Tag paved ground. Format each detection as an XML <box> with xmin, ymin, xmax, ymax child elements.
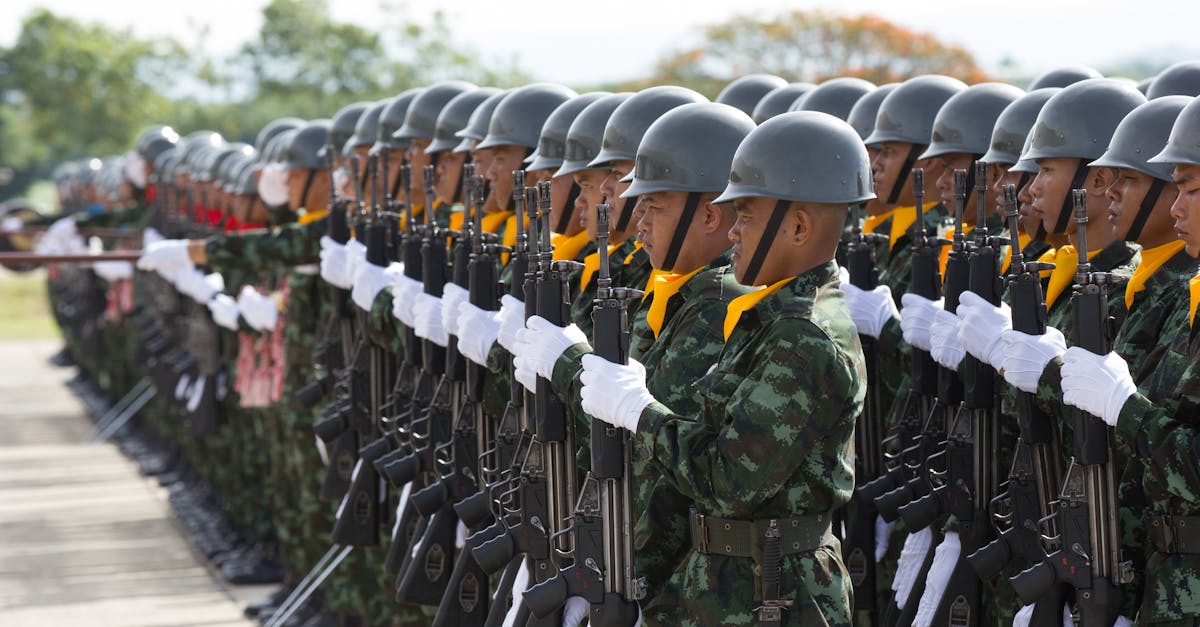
<box><xmin>0</xmin><ymin>339</ymin><xmax>266</xmax><ymax>627</ymax></box>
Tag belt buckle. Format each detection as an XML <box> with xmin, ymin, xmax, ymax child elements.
<box><xmin>1151</xmin><ymin>514</ymin><xmax>1176</xmax><ymax>553</ymax></box>
<box><xmin>695</xmin><ymin>513</ymin><xmax>708</xmax><ymax>553</ymax></box>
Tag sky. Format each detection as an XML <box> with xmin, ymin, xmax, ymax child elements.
<box><xmin>3</xmin><ymin>0</ymin><xmax>1199</xmax><ymax>86</ymax></box>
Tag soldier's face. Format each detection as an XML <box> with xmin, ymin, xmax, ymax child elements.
<box><xmin>433</xmin><ymin>149</ymin><xmax>467</xmax><ymax>205</ymax></box>
<box><xmin>1105</xmin><ymin>168</ymin><xmax>1177</xmax><ymax>245</ymax></box>
<box><xmin>934</xmin><ymin>153</ymin><xmax>978</xmax><ymax>225</ymax></box>
<box><xmin>1030</xmin><ymin>158</ymin><xmax>1080</xmax><ymax>235</ymax></box>
<box><xmin>872</xmin><ymin>142</ymin><xmax>939</xmax><ymax>207</ymax></box>
<box><xmin>637</xmin><ymin>191</ymin><xmax>683</xmax><ymax>270</ymax></box>
<box><xmin>1170</xmin><ymin>164</ymin><xmax>1200</xmax><ymax>256</ymax></box>
<box><xmin>864</xmin><ymin>146</ymin><xmax>890</xmax><ymax>215</ymax></box>
<box><xmin>485</xmin><ymin>145</ymin><xmax>527</xmax><ymax>210</ymax></box>
<box><xmin>406</xmin><ymin>139</ymin><xmax>432</xmax><ymax>200</ymax></box>
<box><xmin>548</xmin><ymin>174</ymin><xmax>582</xmax><ymax>236</ymax></box>
<box><xmin>574</xmin><ymin>169</ymin><xmax>608</xmax><ymax>240</ymax></box>
<box><xmin>729</xmin><ymin>196</ymin><xmax>793</xmax><ymax>285</ymax></box>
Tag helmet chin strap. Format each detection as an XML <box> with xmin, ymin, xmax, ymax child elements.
<box><xmin>555</xmin><ymin>182</ymin><xmax>581</xmax><ymax>234</ymax></box>
<box><xmin>739</xmin><ymin>198</ymin><xmax>790</xmax><ymax>286</ymax></box>
<box><xmin>887</xmin><ymin>144</ymin><xmax>924</xmax><ymax>205</ymax></box>
<box><xmin>614</xmin><ymin>195</ymin><xmax>638</xmax><ymax>232</ymax></box>
<box><xmin>1123</xmin><ymin>178</ymin><xmax>1167</xmax><ymax>244</ymax></box>
<box><xmin>660</xmin><ymin>192</ymin><xmax>703</xmax><ymax>272</ymax></box>
<box><xmin>1051</xmin><ymin>161</ymin><xmax>1090</xmax><ymax>235</ymax></box>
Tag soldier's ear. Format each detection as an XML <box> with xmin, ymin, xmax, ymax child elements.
<box><xmin>1087</xmin><ymin>167</ymin><xmax>1117</xmax><ymax>195</ymax></box>
<box><xmin>791</xmin><ymin>204</ymin><xmax>811</xmax><ymax>247</ymax></box>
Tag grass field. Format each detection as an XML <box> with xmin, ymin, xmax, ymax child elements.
<box><xmin>0</xmin><ymin>268</ymin><xmax>60</xmax><ymax>340</ymax></box>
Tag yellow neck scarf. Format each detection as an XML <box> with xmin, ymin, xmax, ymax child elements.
<box><xmin>646</xmin><ymin>267</ymin><xmax>703</xmax><ymax>338</ymax></box>
<box><xmin>1044</xmin><ymin>246</ymin><xmax>1102</xmax><ymax>309</ymax></box>
<box><xmin>579</xmin><ymin>243</ymin><xmax>621</xmax><ymax>294</ymax></box>
<box><xmin>640</xmin><ymin>269</ymin><xmax>667</xmax><ymax>301</ymax></box>
<box><xmin>723</xmin><ymin>276</ymin><xmax>794</xmax><ymax>340</ymax></box>
<box><xmin>552</xmin><ymin>230</ymin><xmax>591</xmax><ymax>262</ymax></box>
<box><xmin>938</xmin><ymin>224</ymin><xmax>976</xmax><ymax>278</ymax></box>
<box><xmin>624</xmin><ymin>241</ymin><xmax>643</xmax><ymax>265</ymax></box>
<box><xmin>297</xmin><ymin>207</ymin><xmax>329</xmax><ymax>225</ymax></box>
<box><xmin>1000</xmin><ymin>231</ymin><xmax>1033</xmax><ymax>275</ymax></box>
<box><xmin>1036</xmin><ymin>247</ymin><xmax>1057</xmax><ymax>279</ymax></box>
<box><xmin>1125</xmin><ymin>240</ymin><xmax>1187</xmax><ymax>309</ymax></box>
<box><xmin>500</xmin><ymin>214</ymin><xmax>529</xmax><ymax>265</ymax></box>
<box><xmin>863</xmin><ymin>208</ymin><xmax>896</xmax><ymax>236</ymax></box>
<box><xmin>1190</xmin><ymin>273</ymin><xmax>1200</xmax><ymax>327</ymax></box>
<box><xmin>887</xmin><ymin>201</ymin><xmax>937</xmax><ymax>251</ymax></box>
<box><xmin>480</xmin><ymin>210</ymin><xmax>512</xmax><ymax>235</ymax></box>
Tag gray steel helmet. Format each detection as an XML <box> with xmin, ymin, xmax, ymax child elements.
<box><xmin>454</xmin><ymin>89</ymin><xmax>510</xmax><ymax>151</ymax></box>
<box><xmin>206</xmin><ymin>143</ymin><xmax>255</xmax><ymax>184</ymax></box>
<box><xmin>1137</xmin><ymin>76</ymin><xmax>1155</xmax><ymax>95</ymax></box>
<box><xmin>136</xmin><ymin>125</ymin><xmax>180</xmax><ymax>163</ymax></box>
<box><xmin>847</xmin><ymin>83</ymin><xmax>898</xmax><ymax>140</ymax></box>
<box><xmin>714</xmin><ymin>111</ymin><xmax>875</xmax><ymax>205</ymax></box>
<box><xmin>344</xmin><ymin>99</ymin><xmax>388</xmax><ymax>153</ymax></box>
<box><xmin>1147</xmin><ymin>61</ymin><xmax>1200</xmax><ymax>99</ymax></box>
<box><xmin>219</xmin><ymin>151</ymin><xmax>255</xmax><ymax>192</ymax></box>
<box><xmin>555</xmin><ymin>93</ymin><xmax>632</xmax><ymax>177</ymax></box>
<box><xmin>1090</xmin><ymin>96</ymin><xmax>1191</xmax><ymax>181</ymax></box>
<box><xmin>284</xmin><ymin>120</ymin><xmax>332</xmax><ymax>170</ymax></box>
<box><xmin>179</xmin><ymin>131</ymin><xmax>225</xmax><ymax>169</ymax></box>
<box><xmin>1149</xmin><ymin>95</ymin><xmax>1200</xmax><ymax>167</ymax></box>
<box><xmin>716</xmin><ymin>74</ymin><xmax>788</xmax><ymax>117</ymax></box>
<box><xmin>265</xmin><ymin>129</ymin><xmax>298</xmax><ymax>164</ymax></box>
<box><xmin>476</xmin><ymin>83</ymin><xmax>578</xmax><ymax>151</ymax></box>
<box><xmin>792</xmin><ymin>77</ymin><xmax>877</xmax><ymax>121</ymax></box>
<box><xmin>863</xmin><ymin>75</ymin><xmax>967</xmax><ymax>147</ymax></box>
<box><xmin>750</xmin><ymin>83</ymin><xmax>815</xmax><ymax>124</ymax></box>
<box><xmin>1022</xmin><ymin>78</ymin><xmax>1146</xmax><ymax>162</ymax></box>
<box><xmin>254</xmin><ymin>118</ymin><xmax>305</xmax><ymax>154</ymax></box>
<box><xmin>622</xmin><ymin>102</ymin><xmax>756</xmax><ymax>197</ymax></box>
<box><xmin>590</xmin><ymin>86</ymin><xmax>708</xmax><ymax>167</ymax></box>
<box><xmin>920</xmin><ymin>82</ymin><xmax>1025</xmax><ymax>160</ymax></box>
<box><xmin>326</xmin><ymin>102</ymin><xmax>371</xmax><ymax>157</ymax></box>
<box><xmin>427</xmin><ymin>87</ymin><xmax>501</xmax><ymax>154</ymax></box>
<box><xmin>526</xmin><ymin>92</ymin><xmax>609</xmax><ymax>171</ymax></box>
<box><xmin>233</xmin><ymin>158</ymin><xmax>258</xmax><ymax>195</ymax></box>
<box><xmin>980</xmin><ymin>88</ymin><xmax>1060</xmax><ymax>165</ymax></box>
<box><xmin>395</xmin><ymin>81</ymin><xmax>477</xmax><ymax>142</ymax></box>
<box><xmin>372</xmin><ymin>91</ymin><xmax>419</xmax><ymax>152</ymax></box>
<box><xmin>151</xmin><ymin>147</ymin><xmax>178</xmax><ymax>183</ymax></box>
<box><xmin>1027</xmin><ymin>66</ymin><xmax>1103</xmax><ymax>90</ymax></box>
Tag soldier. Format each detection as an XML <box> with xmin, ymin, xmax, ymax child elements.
<box><xmin>578</xmin><ymin>110</ymin><xmax>871</xmax><ymax>626</ymax></box>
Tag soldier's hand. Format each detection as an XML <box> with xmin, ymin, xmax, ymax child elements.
<box><xmin>496</xmin><ymin>295</ymin><xmax>526</xmax><ymax>354</ymax></box>
<box><xmin>237</xmin><ymin>285</ymin><xmax>279</xmax><ymax>332</ymax></box>
<box><xmin>999</xmin><ymin>327</ymin><xmax>1066</xmax><ymax>393</ymax></box>
<box><xmin>413</xmin><ymin>292</ymin><xmax>448</xmax><ymax>346</ymax></box>
<box><xmin>513</xmin><ymin>355</ymin><xmax>538</xmax><ymax>393</ymax></box>
<box><xmin>580</xmin><ymin>355</ymin><xmax>656</xmax><ymax>432</ymax></box>
<box><xmin>137</xmin><ymin>239</ymin><xmax>191</xmax><ymax>274</ymax></box>
<box><xmin>956</xmin><ymin>292</ymin><xmax>1011</xmax><ymax>370</ymax></box>
<box><xmin>930</xmin><ymin>309</ymin><xmax>965</xmax><ymax>369</ymax></box>
<box><xmin>1061</xmin><ymin>347</ymin><xmax>1136</xmax><ymax>427</ymax></box>
<box><xmin>207</xmin><ymin>293</ymin><xmax>240</xmax><ymax>331</ymax></box>
<box><xmin>319</xmin><ymin>235</ymin><xmax>352</xmax><ymax>288</ymax></box>
<box><xmin>350</xmin><ymin>257</ymin><xmax>390</xmax><ymax>312</ymax></box>
<box><xmin>842</xmin><ymin>282</ymin><xmax>899</xmax><ymax>339</ymax></box>
<box><xmin>516</xmin><ymin>316</ymin><xmax>590</xmax><ymax>380</ymax></box>
<box><xmin>390</xmin><ymin>273</ymin><xmax>422</xmax><ymax>327</ymax></box>
<box><xmin>899</xmin><ymin>293</ymin><xmax>941</xmax><ymax>352</ymax></box>
<box><xmin>456</xmin><ymin>302</ymin><xmax>501</xmax><ymax>366</ymax></box>
<box><xmin>441</xmin><ymin>283</ymin><xmax>469</xmax><ymax>338</ymax></box>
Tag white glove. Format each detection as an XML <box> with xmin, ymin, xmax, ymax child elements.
<box><xmin>561</xmin><ymin>597</ymin><xmax>589</xmax><ymax>627</ymax></box>
<box><xmin>441</xmin><ymin>283</ymin><xmax>469</xmax><ymax>338</ymax></box>
<box><xmin>580</xmin><ymin>355</ymin><xmax>657</xmax><ymax>432</ymax></box>
<box><xmin>1061</xmin><ymin>347</ymin><xmax>1137</xmax><ymax>427</ymax></box>
<box><xmin>1</xmin><ymin>216</ymin><xmax>24</xmax><ymax>233</ymax></box>
<box><xmin>351</xmin><ymin>261</ymin><xmax>390</xmax><ymax>312</ymax></box>
<box><xmin>513</xmin><ymin>355</ymin><xmax>539</xmax><ymax>393</ymax></box>
<box><xmin>137</xmin><ymin>239</ymin><xmax>191</xmax><ymax>274</ymax></box>
<box><xmin>171</xmin><ymin>268</ymin><xmax>207</xmax><ymax>300</ymax></box>
<box><xmin>455</xmin><ymin>521</ymin><xmax>468</xmax><ymax>550</ymax></box>
<box><xmin>1114</xmin><ymin>616</ymin><xmax>1133</xmax><ymax>627</ymax></box>
<box><xmin>501</xmin><ymin>563</ymin><xmax>532</xmax><ymax>627</ymax></box>
<box><xmin>208</xmin><ymin>293</ymin><xmax>240</xmax><ymax>330</ymax></box>
<box><xmin>344</xmin><ymin>238</ymin><xmax>366</xmax><ymax>280</ymax></box>
<box><xmin>185</xmin><ymin>374</ymin><xmax>207</xmax><ymax>413</ymax></box>
<box><xmin>92</xmin><ymin>260</ymin><xmax>134</xmax><ymax>281</ymax></box>
<box><xmin>1001</xmin><ymin>327</ymin><xmax>1066</xmax><ymax>393</ymax></box>
<box><xmin>319</xmin><ymin>236</ymin><xmax>352</xmax><ymax>288</ymax></box>
<box><xmin>457</xmin><ymin>301</ymin><xmax>502</xmax><ymax>366</ymax></box>
<box><xmin>956</xmin><ymin>291</ymin><xmax>1011</xmax><ymax>371</ymax></box>
<box><xmin>237</xmin><ymin>285</ymin><xmax>278</xmax><ymax>332</ymax></box>
<box><xmin>517</xmin><ymin>316</ymin><xmax>591</xmax><ymax>380</ymax></box>
<box><xmin>892</xmin><ymin>527</ymin><xmax>933</xmax><ymax>606</ymax></box>
<box><xmin>875</xmin><ymin>515</ymin><xmax>895</xmax><ymax>562</ymax></box>
<box><xmin>913</xmin><ymin>531</ymin><xmax>961</xmax><ymax>627</ymax></box>
<box><xmin>496</xmin><ymin>295</ymin><xmax>526</xmax><ymax>354</ymax></box>
<box><xmin>183</xmin><ymin>271</ymin><xmax>223</xmax><ymax>304</ymax></box>
<box><xmin>841</xmin><ymin>282</ymin><xmax>899</xmax><ymax>339</ymax></box>
<box><xmin>142</xmin><ymin>227</ymin><xmax>164</xmax><ymax>248</ymax></box>
<box><xmin>413</xmin><ymin>292</ymin><xmax>448</xmax><ymax>346</ymax></box>
<box><xmin>46</xmin><ymin>216</ymin><xmax>78</xmax><ymax>240</ymax></box>
<box><xmin>900</xmin><ymin>294</ymin><xmax>942</xmax><ymax>352</ymax></box>
<box><xmin>1011</xmin><ymin>603</ymin><xmax>1074</xmax><ymax>627</ymax></box>
<box><xmin>391</xmin><ymin>273</ymin><xmax>422</xmax><ymax>327</ymax></box>
<box><xmin>930</xmin><ymin>308</ymin><xmax>965</xmax><ymax>370</ymax></box>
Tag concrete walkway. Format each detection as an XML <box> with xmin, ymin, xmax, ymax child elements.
<box><xmin>0</xmin><ymin>339</ymin><xmax>257</xmax><ymax>627</ymax></box>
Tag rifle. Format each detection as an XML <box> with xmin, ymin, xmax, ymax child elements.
<box><xmin>967</xmin><ymin>184</ymin><xmax>1066</xmax><ymax>625</ymax></box>
<box><xmin>842</xmin><ymin>201</ymin><xmax>889</xmax><ymax>624</ymax></box>
<box><xmin>1009</xmin><ymin>190</ymin><xmax>1133</xmax><ymax>626</ymax></box>
<box><xmin>524</xmin><ymin>202</ymin><xmax>644</xmax><ymax>625</ymax></box>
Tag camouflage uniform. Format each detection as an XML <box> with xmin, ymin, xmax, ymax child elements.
<box><xmin>636</xmin><ymin>262</ymin><xmax>865</xmax><ymax>626</ymax></box>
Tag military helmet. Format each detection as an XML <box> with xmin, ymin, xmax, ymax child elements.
<box><xmin>716</xmin><ymin>74</ymin><xmax>788</xmax><ymax>117</ymax></box>
<box><xmin>150</xmin><ymin>147</ymin><xmax>178</xmax><ymax>184</ymax></box>
<box><xmin>1147</xmin><ymin>61</ymin><xmax>1200</xmax><ymax>99</ymax></box>
<box><xmin>477</xmin><ymin>83</ymin><xmax>578</xmax><ymax>151</ymax></box>
<box><xmin>427</xmin><ymin>87</ymin><xmax>501</xmax><ymax>154</ymax></box>
<box><xmin>622</xmin><ymin>102</ymin><xmax>756</xmax><ymax>197</ymax></box>
<box><xmin>1027</xmin><ymin>66</ymin><xmax>1103</xmax><ymax>90</ymax></box>
<box><xmin>980</xmin><ymin>88</ymin><xmax>1060</xmax><ymax>165</ymax></box>
<box><xmin>864</xmin><ymin>75</ymin><xmax>967</xmax><ymax>147</ymax></box>
<box><xmin>372</xmin><ymin>91</ymin><xmax>418</xmax><ymax>152</ymax></box>
<box><xmin>1090</xmin><ymin>96</ymin><xmax>1191</xmax><ymax>181</ymax></box>
<box><xmin>590</xmin><ymin>86</ymin><xmax>708</xmax><ymax>167</ymax></box>
<box><xmin>454</xmin><ymin>89</ymin><xmax>510</xmax><ymax>152</ymax></box>
<box><xmin>750</xmin><ymin>83</ymin><xmax>815</xmax><ymax>124</ymax></box>
<box><xmin>284</xmin><ymin>120</ymin><xmax>333</xmax><ymax>171</ymax></box>
<box><xmin>179</xmin><ymin>131</ymin><xmax>225</xmax><ymax>168</ymax></box>
<box><xmin>233</xmin><ymin>158</ymin><xmax>259</xmax><ymax>195</ymax></box>
<box><xmin>846</xmin><ymin>83</ymin><xmax>898</xmax><ymax>140</ymax></box>
<box><xmin>344</xmin><ymin>99</ymin><xmax>388</xmax><ymax>153</ymax></box>
<box><xmin>1022</xmin><ymin>78</ymin><xmax>1146</xmax><ymax>162</ymax></box>
<box><xmin>136</xmin><ymin>125</ymin><xmax>180</xmax><ymax>163</ymax></box>
<box><xmin>213</xmin><ymin>144</ymin><xmax>256</xmax><ymax>186</ymax></box>
<box><xmin>326</xmin><ymin>102</ymin><xmax>371</xmax><ymax>156</ymax></box>
<box><xmin>791</xmin><ymin>77</ymin><xmax>877</xmax><ymax>123</ymax></box>
<box><xmin>526</xmin><ymin>92</ymin><xmax>610</xmax><ymax>171</ymax></box>
<box><xmin>265</xmin><ymin>128</ymin><xmax>298</xmax><ymax>164</ymax></box>
<box><xmin>395</xmin><ymin>81</ymin><xmax>478</xmax><ymax>143</ymax></box>
<box><xmin>556</xmin><ymin>93</ymin><xmax>632</xmax><ymax>177</ymax></box>
<box><xmin>199</xmin><ymin>143</ymin><xmax>253</xmax><ymax>183</ymax></box>
<box><xmin>1149</xmin><ymin>95</ymin><xmax>1200</xmax><ymax>167</ymax></box>
<box><xmin>714</xmin><ymin>111</ymin><xmax>875</xmax><ymax>205</ymax></box>
<box><xmin>920</xmin><ymin>82</ymin><xmax>1025</xmax><ymax>160</ymax></box>
<box><xmin>254</xmin><ymin>118</ymin><xmax>305</xmax><ymax>155</ymax></box>
<box><xmin>219</xmin><ymin>150</ymin><xmax>255</xmax><ymax>193</ymax></box>
<box><xmin>1137</xmin><ymin>76</ymin><xmax>1155</xmax><ymax>96</ymax></box>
